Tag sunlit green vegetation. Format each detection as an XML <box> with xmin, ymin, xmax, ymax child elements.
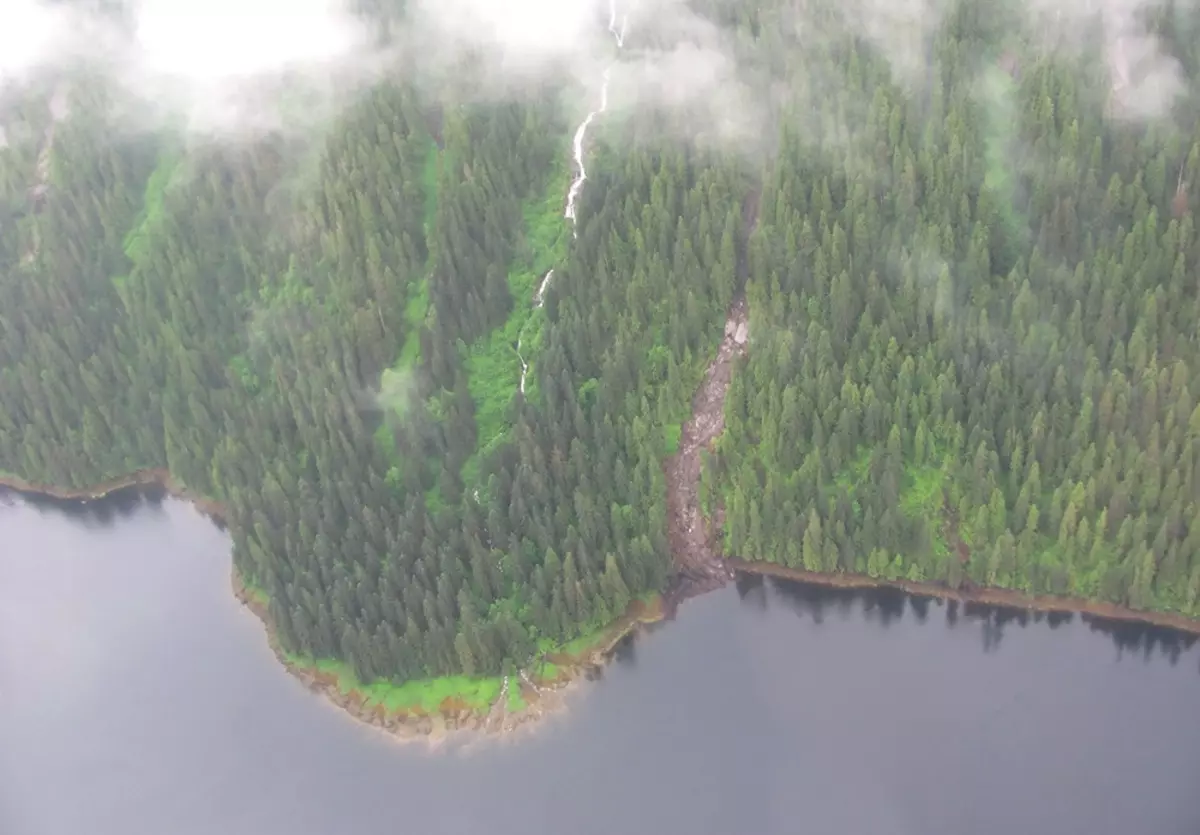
<box><xmin>286</xmin><ymin>653</ymin><xmax>504</xmax><ymax>714</ymax></box>
<box><xmin>4</xmin><ymin>0</ymin><xmax>1200</xmax><ymax>707</ymax></box>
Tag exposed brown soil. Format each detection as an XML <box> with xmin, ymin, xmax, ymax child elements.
<box><xmin>482</xmin><ymin>679</ymin><xmax>510</xmax><ymax>732</ymax></box>
<box><xmin>654</xmin><ymin>186</ymin><xmax>1200</xmax><ymax>640</ymax></box>
<box><xmin>14</xmin><ymin>262</ymin><xmax>1200</xmax><ymax>744</ymax></box>
<box><xmin>662</xmin><ymin>189</ymin><xmax>760</xmax><ymax>606</ymax></box>
<box><xmin>729</xmin><ymin>559</ymin><xmax>1200</xmax><ymax>637</ymax></box>
<box><xmin>663</xmin><ymin>296</ymin><xmax>747</xmax><ymax>601</ymax></box>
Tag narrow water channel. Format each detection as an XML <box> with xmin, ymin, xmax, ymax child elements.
<box><xmin>2</xmin><ymin>490</ymin><xmax>1198</xmax><ymax>835</ymax></box>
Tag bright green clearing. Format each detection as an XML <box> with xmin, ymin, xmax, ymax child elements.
<box><xmin>123</xmin><ymin>148</ymin><xmax>184</xmax><ymax>265</ymax></box>
<box><xmin>285</xmin><ymin>653</ymin><xmax>505</xmax><ymax>715</ymax></box>
<box><xmin>241</xmin><ymin>577</ymin><xmax>270</xmax><ymax>609</ymax></box>
<box><xmin>459</xmin><ymin>155</ymin><xmax>572</xmax><ymax>489</ymax></box>
<box><xmin>663</xmin><ymin>422</ymin><xmax>682</xmax><ymax>455</ymax></box>
<box><xmin>113</xmin><ymin>148</ymin><xmax>184</xmax><ymax>290</ymax></box>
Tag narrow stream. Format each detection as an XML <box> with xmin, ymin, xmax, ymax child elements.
<box><xmin>532</xmin><ymin>268</ymin><xmax>553</xmax><ymax>309</ymax></box>
<box><xmin>516</xmin><ymin>336</ymin><xmax>528</xmax><ymax>395</ymax></box>
<box><xmin>521</xmin><ymin>0</ymin><xmax>628</xmax><ymax>394</ymax></box>
<box><xmin>563</xmin><ymin>0</ymin><xmax>627</xmax><ymax>231</ymax></box>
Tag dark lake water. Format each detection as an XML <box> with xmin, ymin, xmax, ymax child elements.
<box><xmin>3</xmin><ymin>489</ymin><xmax>1200</xmax><ymax>835</ymax></box>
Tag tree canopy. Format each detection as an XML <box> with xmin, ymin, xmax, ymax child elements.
<box><xmin>2</xmin><ymin>0</ymin><xmax>1200</xmax><ymax>685</ymax></box>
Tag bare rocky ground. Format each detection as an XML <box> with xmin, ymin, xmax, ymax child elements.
<box><xmin>663</xmin><ymin>295</ymin><xmax>749</xmax><ymax>601</ymax></box>
<box><xmin>662</xmin><ymin>190</ymin><xmax>759</xmax><ymax>607</ymax></box>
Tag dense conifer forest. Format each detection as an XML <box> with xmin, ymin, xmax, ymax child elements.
<box><xmin>3</xmin><ymin>0</ymin><xmax>1200</xmax><ymax>690</ymax></box>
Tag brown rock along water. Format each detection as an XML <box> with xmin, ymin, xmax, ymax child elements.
<box><xmin>3</xmin><ymin>491</ymin><xmax>1200</xmax><ymax>835</ymax></box>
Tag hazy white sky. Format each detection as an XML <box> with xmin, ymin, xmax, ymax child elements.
<box><xmin>1</xmin><ymin>0</ymin><xmax>1192</xmax><ymax>134</ymax></box>
<box><xmin>415</xmin><ymin>0</ymin><xmax>600</xmax><ymax>58</ymax></box>
<box><xmin>0</xmin><ymin>0</ymin><xmax>72</xmax><ymax>82</ymax></box>
<box><xmin>1</xmin><ymin>0</ymin><xmax>370</xmax><ymax>79</ymax></box>
<box><xmin>132</xmin><ymin>0</ymin><xmax>369</xmax><ymax>81</ymax></box>
<box><xmin>0</xmin><ymin>0</ymin><xmax>375</xmax><ymax>132</ymax></box>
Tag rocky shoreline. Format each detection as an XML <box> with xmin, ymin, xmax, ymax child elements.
<box><xmin>232</xmin><ymin>567</ymin><xmax>666</xmax><ymax>743</ymax></box>
<box><xmin>1</xmin><ymin>469</ymin><xmax>666</xmax><ymax>743</ymax></box>
<box><xmin>7</xmin><ymin>467</ymin><xmax>1199</xmax><ymax>746</ymax></box>
<box><xmin>729</xmin><ymin>559</ymin><xmax>1200</xmax><ymax>637</ymax></box>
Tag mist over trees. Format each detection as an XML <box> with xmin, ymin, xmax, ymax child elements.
<box><xmin>2</xmin><ymin>0</ymin><xmax>1200</xmax><ymax>684</ymax></box>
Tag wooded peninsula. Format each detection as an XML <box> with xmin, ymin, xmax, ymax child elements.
<box><xmin>3</xmin><ymin>0</ymin><xmax>1200</xmax><ymax>732</ymax></box>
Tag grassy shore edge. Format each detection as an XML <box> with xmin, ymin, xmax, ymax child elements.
<box><xmin>5</xmin><ymin>470</ymin><xmax>1199</xmax><ymax>741</ymax></box>
<box><xmin>0</xmin><ymin>466</ymin><xmax>668</xmax><ymax>741</ymax></box>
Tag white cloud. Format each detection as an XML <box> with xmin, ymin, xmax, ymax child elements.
<box><xmin>0</xmin><ymin>0</ymin><xmax>378</xmax><ymax>134</ymax></box>
<box><xmin>0</xmin><ymin>0</ymin><xmax>77</xmax><ymax>83</ymax></box>
<box><xmin>131</xmin><ymin>0</ymin><xmax>368</xmax><ymax>82</ymax></box>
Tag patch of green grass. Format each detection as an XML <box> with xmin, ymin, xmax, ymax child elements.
<box><xmin>833</xmin><ymin>448</ymin><xmax>872</xmax><ymax>493</ymax></box>
<box><xmin>242</xmin><ymin>578</ymin><xmax>270</xmax><ymax>609</ymax></box>
<box><xmin>424</xmin><ymin>484</ymin><xmax>447</xmax><ymax>515</ymax></box>
<box><xmin>663</xmin><ymin>423</ymin><xmax>682</xmax><ymax>455</ymax></box>
<box><xmin>555</xmin><ymin>625</ymin><xmax>610</xmax><ymax>657</ymax></box>
<box><xmin>397</xmin><ymin>278</ymin><xmax>429</xmax><ymax>369</ymax></box>
<box><xmin>375</xmin><ymin>674</ymin><xmax>502</xmax><ymax>714</ymax></box>
<box><xmin>227</xmin><ymin>353</ymin><xmax>261</xmax><ymax>395</ymax></box>
<box><xmin>462</xmin><ymin>327</ymin><xmax>526</xmax><ymax>487</ymax></box>
<box><xmin>112</xmin><ymin>148</ymin><xmax>185</xmax><ymax>295</ymax></box>
<box><xmin>792</xmin><ymin>446</ymin><xmax>955</xmax><ymax>561</ymax></box>
<box><xmin>901</xmin><ymin>462</ymin><xmax>947</xmax><ymax>517</ymax></box>
<box><xmin>931</xmin><ymin>529</ymin><xmax>951</xmax><ymax>560</ymax></box>
<box><xmin>286</xmin><ymin>653</ymin><xmax>503</xmax><ymax>715</ymax></box>
<box><xmin>122</xmin><ymin>149</ymin><xmax>184</xmax><ymax>265</ymax></box>
<box><xmin>420</xmin><ymin>141</ymin><xmax>440</xmax><ymax>231</ymax></box>
<box><xmin>458</xmin><ymin>154</ymin><xmax>571</xmax><ymax>489</ymax></box>
<box><xmin>522</xmin><ymin>162</ymin><xmax>572</xmax><ymax>275</ymax></box>
<box><xmin>506</xmin><ymin>683</ymin><xmax>527</xmax><ymax>712</ymax></box>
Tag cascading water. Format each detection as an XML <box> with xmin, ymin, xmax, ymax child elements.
<box><xmin>521</xmin><ymin>1</ymin><xmax>627</xmax><ymax>393</ymax></box>
<box><xmin>563</xmin><ymin>0</ymin><xmax>628</xmax><ymax>232</ymax></box>
<box><xmin>516</xmin><ymin>335</ymin><xmax>529</xmax><ymax>394</ymax></box>
<box><xmin>532</xmin><ymin>269</ymin><xmax>554</xmax><ymax>309</ymax></box>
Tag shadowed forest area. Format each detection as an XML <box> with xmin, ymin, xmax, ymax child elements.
<box><xmin>2</xmin><ymin>0</ymin><xmax>1200</xmax><ymax>701</ymax></box>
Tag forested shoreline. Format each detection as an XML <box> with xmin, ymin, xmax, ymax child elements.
<box><xmin>4</xmin><ymin>0</ymin><xmax>1200</xmax><ymax>721</ymax></box>
<box><xmin>705</xmin><ymin>0</ymin><xmax>1200</xmax><ymax>620</ymax></box>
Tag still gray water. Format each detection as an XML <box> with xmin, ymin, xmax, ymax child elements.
<box><xmin>2</xmin><ymin>489</ymin><xmax>1199</xmax><ymax>835</ymax></box>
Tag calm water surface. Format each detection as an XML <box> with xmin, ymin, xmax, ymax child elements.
<box><xmin>2</xmin><ymin>490</ymin><xmax>1199</xmax><ymax>835</ymax></box>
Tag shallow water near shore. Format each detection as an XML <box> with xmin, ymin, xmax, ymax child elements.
<box><xmin>3</xmin><ymin>489</ymin><xmax>1200</xmax><ymax>835</ymax></box>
